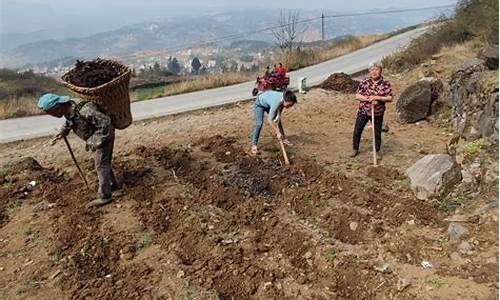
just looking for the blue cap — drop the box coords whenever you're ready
[37,93,70,111]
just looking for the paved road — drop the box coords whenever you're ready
[0,27,428,143]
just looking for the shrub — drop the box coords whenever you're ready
[383,0,499,71]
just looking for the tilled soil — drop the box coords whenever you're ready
[1,134,472,299]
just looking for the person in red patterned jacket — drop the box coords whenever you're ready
[351,61,393,159]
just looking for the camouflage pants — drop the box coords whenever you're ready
[94,128,117,199]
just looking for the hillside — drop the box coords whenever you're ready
[1,8,447,69]
[0,69,67,118]
[0,33,498,299]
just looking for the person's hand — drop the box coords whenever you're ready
[369,96,379,104]
[276,132,283,140]
[50,133,64,145]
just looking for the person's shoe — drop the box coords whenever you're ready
[86,197,112,208]
[250,145,258,155]
[282,139,293,146]
[350,150,360,158]
[376,152,383,161]
[113,190,124,197]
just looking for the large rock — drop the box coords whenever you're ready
[396,81,432,123]
[406,154,462,200]
[420,77,444,102]
[478,45,499,70]
[449,58,499,142]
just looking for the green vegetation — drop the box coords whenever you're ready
[387,24,420,37]
[439,191,470,213]
[24,226,34,236]
[0,69,65,99]
[324,251,336,263]
[427,275,447,288]
[50,254,62,265]
[383,0,499,71]
[132,86,166,101]
[137,233,152,251]
[463,138,487,157]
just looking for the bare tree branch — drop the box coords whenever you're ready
[270,10,304,51]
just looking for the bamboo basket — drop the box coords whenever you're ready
[62,59,132,129]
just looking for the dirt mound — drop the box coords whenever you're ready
[0,160,66,227]
[320,72,360,93]
[198,135,243,163]
[366,165,404,182]
[2,156,42,174]
[63,59,119,88]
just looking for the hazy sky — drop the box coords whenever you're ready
[1,0,457,35]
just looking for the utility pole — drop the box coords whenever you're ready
[321,13,325,41]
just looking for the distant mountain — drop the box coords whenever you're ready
[0,8,446,69]
[0,11,277,68]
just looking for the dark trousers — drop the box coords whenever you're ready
[353,112,384,152]
[94,129,117,199]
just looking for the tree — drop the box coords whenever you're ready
[270,10,307,51]
[191,57,202,75]
[199,65,208,75]
[167,56,181,75]
[152,62,162,74]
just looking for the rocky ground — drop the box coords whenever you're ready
[0,42,498,299]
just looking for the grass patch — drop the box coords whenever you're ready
[0,68,68,119]
[16,281,42,295]
[463,138,487,157]
[137,233,152,251]
[0,96,44,119]
[439,192,469,213]
[24,226,34,236]
[132,86,166,102]
[437,236,452,257]
[50,254,62,265]
[427,275,447,288]
[387,24,420,37]
[324,251,336,264]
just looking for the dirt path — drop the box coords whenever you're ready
[0,84,498,299]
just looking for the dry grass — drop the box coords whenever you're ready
[0,97,41,119]
[386,40,478,92]
[162,73,254,97]
[280,34,387,71]
[383,0,498,71]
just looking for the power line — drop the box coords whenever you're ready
[323,4,455,19]
[126,4,455,57]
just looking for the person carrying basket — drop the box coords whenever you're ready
[38,93,119,207]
